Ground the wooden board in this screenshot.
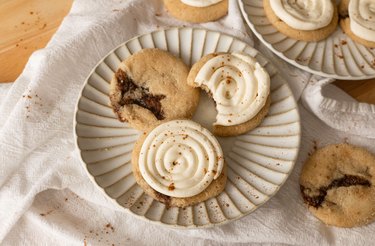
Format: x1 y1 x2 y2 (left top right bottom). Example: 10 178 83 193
0 0 72 82
0 0 374 104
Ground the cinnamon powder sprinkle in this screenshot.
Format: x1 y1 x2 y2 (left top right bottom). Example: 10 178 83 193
168 183 175 191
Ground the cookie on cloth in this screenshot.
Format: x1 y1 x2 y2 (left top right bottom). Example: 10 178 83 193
131 120 227 208
109 48 200 131
163 0 228 23
339 0 375 48
187 52 271 137
263 0 338 42
300 143 375 228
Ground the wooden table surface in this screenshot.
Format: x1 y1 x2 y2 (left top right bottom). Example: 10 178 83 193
1 0 374 104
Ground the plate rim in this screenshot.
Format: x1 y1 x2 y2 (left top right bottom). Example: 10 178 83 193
238 0 375 81
73 26 302 229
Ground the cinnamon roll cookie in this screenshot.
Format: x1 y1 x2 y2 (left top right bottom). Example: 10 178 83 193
132 120 226 208
109 49 200 131
339 0 375 48
263 0 338 42
187 52 271 137
163 0 228 23
300 144 375 228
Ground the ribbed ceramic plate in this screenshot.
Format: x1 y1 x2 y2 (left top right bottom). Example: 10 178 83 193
74 27 301 228
239 0 375 80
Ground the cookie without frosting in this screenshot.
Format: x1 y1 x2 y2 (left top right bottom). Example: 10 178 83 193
300 143 375 228
109 48 200 131
263 0 338 42
163 0 228 23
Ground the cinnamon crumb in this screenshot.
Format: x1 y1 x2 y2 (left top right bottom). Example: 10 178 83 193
312 140 318 151
168 183 175 191
105 223 114 232
40 210 53 216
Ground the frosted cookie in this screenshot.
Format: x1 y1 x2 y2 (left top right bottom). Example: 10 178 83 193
263 0 338 42
300 143 375 228
163 0 228 23
132 120 227 208
339 0 375 48
109 48 200 131
187 52 271 137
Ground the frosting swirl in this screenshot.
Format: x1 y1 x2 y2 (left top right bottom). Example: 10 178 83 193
139 120 224 198
181 0 223 7
349 0 375 42
193 53 270 126
270 0 334 30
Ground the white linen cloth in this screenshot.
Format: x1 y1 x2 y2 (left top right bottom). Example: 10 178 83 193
1 0 375 245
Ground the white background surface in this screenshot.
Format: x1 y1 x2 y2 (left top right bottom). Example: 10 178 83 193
1 0 375 245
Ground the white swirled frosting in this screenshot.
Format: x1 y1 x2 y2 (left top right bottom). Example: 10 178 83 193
270 0 334 30
193 53 270 126
139 120 224 198
349 0 375 42
181 0 223 7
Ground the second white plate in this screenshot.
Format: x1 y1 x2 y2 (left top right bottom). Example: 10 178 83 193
239 0 375 80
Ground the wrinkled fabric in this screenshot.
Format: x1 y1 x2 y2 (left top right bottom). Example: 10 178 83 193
1 0 375 245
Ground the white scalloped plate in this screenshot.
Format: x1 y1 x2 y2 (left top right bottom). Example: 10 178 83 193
74 27 301 228
239 0 375 80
